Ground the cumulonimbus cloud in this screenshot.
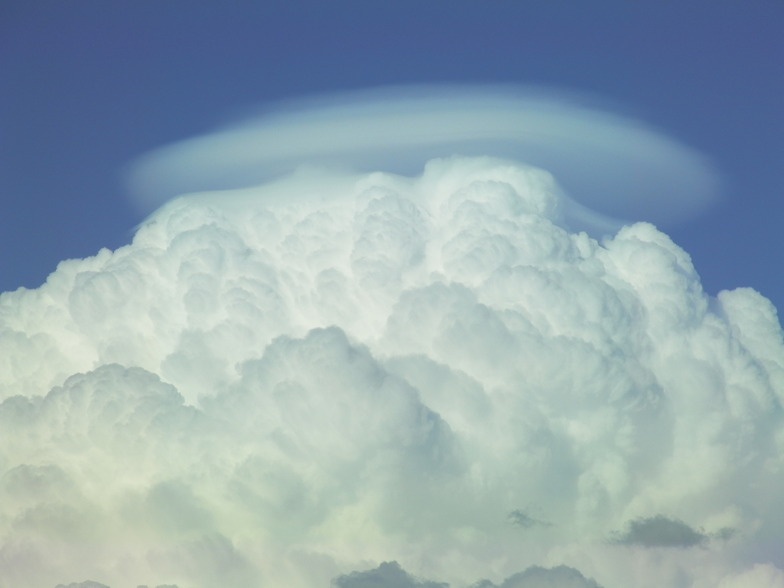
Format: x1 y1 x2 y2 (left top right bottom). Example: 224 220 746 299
125 84 723 233
1 129 781 585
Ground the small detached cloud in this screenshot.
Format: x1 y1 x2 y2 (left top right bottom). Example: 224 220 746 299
507 509 553 529
609 514 708 548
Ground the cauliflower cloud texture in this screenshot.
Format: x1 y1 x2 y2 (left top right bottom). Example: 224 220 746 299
0 157 782 588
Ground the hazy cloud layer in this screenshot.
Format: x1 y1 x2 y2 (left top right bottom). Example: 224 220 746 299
0 157 782 588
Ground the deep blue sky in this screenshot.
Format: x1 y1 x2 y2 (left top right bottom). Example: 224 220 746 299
1 1 783 312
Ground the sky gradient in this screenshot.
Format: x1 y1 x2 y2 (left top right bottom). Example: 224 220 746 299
1 0 783 311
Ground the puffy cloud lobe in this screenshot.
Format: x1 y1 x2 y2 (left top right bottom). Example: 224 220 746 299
0 157 782 588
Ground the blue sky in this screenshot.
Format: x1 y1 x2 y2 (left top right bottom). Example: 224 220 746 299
1 0 783 312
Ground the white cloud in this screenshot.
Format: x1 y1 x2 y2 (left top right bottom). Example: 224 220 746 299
0 156 781 588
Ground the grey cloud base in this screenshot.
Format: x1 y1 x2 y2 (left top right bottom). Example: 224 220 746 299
609 515 708 548
331 561 602 588
1 157 782 588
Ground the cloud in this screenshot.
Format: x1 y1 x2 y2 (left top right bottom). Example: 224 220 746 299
507 509 553 529
471 565 603 588
332 562 603 588
0 156 782 588
124 84 723 233
332 561 448 588
609 515 708 548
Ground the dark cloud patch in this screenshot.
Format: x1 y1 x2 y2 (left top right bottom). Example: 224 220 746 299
332 561 448 588
333 563 602 588
507 509 553 529
610 515 707 548
470 565 603 588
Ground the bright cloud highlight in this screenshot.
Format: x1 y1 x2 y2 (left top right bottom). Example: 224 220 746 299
1 154 781 588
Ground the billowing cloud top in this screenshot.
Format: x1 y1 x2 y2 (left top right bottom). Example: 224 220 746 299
0 156 781 588
125 85 723 232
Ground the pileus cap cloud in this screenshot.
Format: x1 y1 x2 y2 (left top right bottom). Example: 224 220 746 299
125 85 723 233
0 152 780 588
